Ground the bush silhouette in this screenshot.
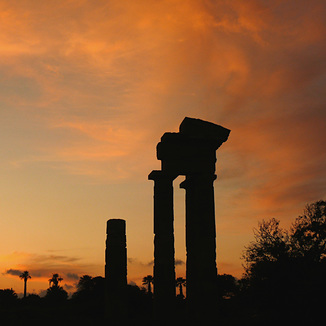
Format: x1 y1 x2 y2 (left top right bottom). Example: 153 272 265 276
45 285 68 303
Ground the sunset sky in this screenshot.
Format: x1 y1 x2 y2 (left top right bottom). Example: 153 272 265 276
0 0 325 296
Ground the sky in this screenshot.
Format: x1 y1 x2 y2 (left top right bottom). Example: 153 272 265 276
0 0 325 296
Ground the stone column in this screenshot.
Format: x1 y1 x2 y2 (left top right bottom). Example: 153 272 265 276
105 219 127 323
180 173 218 324
148 170 176 322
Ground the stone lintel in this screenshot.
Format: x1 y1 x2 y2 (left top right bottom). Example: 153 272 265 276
157 136 218 176
159 132 222 153
179 117 230 143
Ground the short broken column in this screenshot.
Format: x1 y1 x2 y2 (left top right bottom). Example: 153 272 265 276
105 219 127 323
148 170 176 322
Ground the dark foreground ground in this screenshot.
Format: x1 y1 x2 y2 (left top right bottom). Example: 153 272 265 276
1 294 321 326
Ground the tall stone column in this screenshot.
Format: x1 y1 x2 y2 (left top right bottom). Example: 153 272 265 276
180 173 218 324
105 219 127 323
148 170 176 323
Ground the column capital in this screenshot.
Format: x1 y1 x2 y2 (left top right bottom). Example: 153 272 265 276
180 173 217 189
148 170 177 181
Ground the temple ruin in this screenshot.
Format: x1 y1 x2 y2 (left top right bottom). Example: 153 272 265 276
149 117 230 323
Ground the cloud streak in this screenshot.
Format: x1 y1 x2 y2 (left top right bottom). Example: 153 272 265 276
4 269 22 276
1 251 97 286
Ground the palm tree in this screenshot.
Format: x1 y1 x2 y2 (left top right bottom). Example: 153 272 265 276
19 271 31 298
175 277 186 298
48 273 63 287
142 275 154 294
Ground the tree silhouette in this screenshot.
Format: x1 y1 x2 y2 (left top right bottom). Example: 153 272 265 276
77 275 93 292
0 288 18 306
175 277 186 298
19 271 31 298
73 275 95 301
45 285 68 302
290 200 326 262
216 274 237 299
242 200 326 323
242 218 289 275
45 273 67 303
142 275 154 294
243 200 326 278
48 273 63 287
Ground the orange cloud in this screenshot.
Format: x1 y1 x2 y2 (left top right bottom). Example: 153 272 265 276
0 0 324 197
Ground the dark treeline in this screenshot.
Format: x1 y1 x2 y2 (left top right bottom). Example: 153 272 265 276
0 276 153 325
1 200 325 325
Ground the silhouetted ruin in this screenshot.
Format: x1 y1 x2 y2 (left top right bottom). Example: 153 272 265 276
149 117 230 324
105 219 127 323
